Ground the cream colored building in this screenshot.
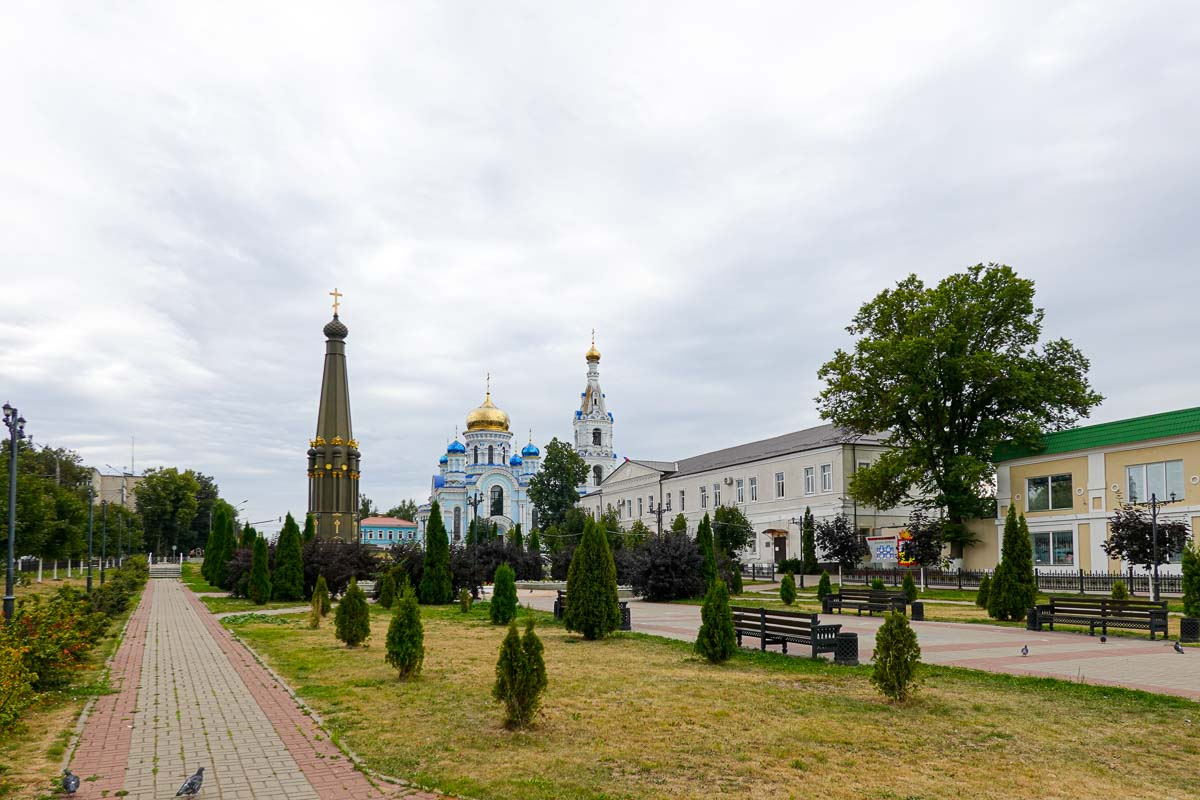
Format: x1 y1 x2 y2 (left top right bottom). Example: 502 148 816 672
581 424 919 564
91 468 142 510
979 406 1200 574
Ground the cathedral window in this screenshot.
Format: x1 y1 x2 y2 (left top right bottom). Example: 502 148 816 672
488 445 494 464
593 465 603 486
474 447 479 465
491 485 505 517
453 507 462 538
680 490 686 511
700 486 707 509
593 428 602 446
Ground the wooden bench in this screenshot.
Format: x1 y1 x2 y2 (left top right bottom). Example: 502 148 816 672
731 606 842 658
1032 596 1168 640
823 587 906 616
554 590 631 631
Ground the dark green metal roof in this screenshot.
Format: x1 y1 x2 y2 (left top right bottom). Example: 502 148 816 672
994 406 1200 462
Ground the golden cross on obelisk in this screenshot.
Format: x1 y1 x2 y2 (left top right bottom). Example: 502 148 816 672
333 516 342 535
330 287 343 315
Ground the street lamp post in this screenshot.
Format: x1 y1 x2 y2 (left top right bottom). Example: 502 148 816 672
1144 492 1180 603
100 501 108 585
648 497 670 538
3 403 27 623
467 491 483 596
86 484 94 593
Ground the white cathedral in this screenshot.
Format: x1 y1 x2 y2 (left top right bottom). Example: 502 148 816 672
415 338 617 542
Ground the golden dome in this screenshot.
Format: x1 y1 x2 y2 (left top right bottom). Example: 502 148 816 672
586 329 600 362
466 392 510 432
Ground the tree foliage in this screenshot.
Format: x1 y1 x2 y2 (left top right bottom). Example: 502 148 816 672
493 618 547 729
385 499 419 521
1181 542 1200 618
671 513 689 533
975 573 991 609
898 510 948 569
564 518 620 640
801 507 818 574
780 572 796 605
302 513 316 542
335 578 371 647
817 570 832 600
712 505 753 556
694 578 737 664
871 611 921 702
301 539 376 599
628 532 703 601
697 514 718 588
377 571 397 609
901 571 918 603
527 438 587 530
817 264 1102 557
134 467 201 556
272 512 305 602
385 579 423 679
490 563 518 625
247 536 272 605
814 514 868 567
988 506 1036 621
312 575 331 616
419 501 454 604
1101 503 1190 570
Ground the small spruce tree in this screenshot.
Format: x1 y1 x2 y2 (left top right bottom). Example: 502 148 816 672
272 512 305 602
1182 541 1200 618
490 563 518 625
313 574 331 616
385 579 423 679
988 506 1037 621
335 578 371 647
697 514 717 591
870 577 886 591
419 500 454 604
493 617 548 728
872 610 921 702
901 571 918 603
302 513 316 542
975 573 991 609
377 571 397 609
1110 579 1129 601
780 572 797 606
459 586 473 613
564 518 620 640
527 528 541 556
695 579 737 664
247 536 272 605
817 570 833 600
308 583 323 629
510 523 523 550
801 506 818 574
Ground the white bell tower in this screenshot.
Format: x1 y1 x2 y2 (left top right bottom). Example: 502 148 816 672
574 331 614 494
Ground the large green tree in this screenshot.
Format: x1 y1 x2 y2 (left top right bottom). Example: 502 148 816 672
817 264 1102 558
527 438 587 530
419 501 454 604
712 505 753 557
988 506 1036 621
247 535 272 605
272 512 305 601
186 472 219 554
801 507 818 574
385 499 420 521
134 467 201 556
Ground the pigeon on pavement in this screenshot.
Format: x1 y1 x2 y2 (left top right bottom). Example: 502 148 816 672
1020 645 1029 657
1175 641 1186 654
62 769 80 795
176 767 205 796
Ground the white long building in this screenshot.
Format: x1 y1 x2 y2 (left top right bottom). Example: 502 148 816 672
580 424 919 565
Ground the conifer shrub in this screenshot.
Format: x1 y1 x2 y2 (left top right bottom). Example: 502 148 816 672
975 574 991 609
695 579 737 664
490 563 518 625
308 591 322 629
313 574 331 616
1110 580 1129 601
272 512 305 602
564 518 620 640
817 570 832 600
385 579 423 679
871 610 921 702
377 572 397 609
419 501 454 604
493 617 548 729
1182 541 1200 618
901 571 918 603
247 536 272 605
459 587 473 613
988 506 1037 621
335 578 370 647
870 577 886 591
697 514 718 590
801 506 818 575
780 572 797 606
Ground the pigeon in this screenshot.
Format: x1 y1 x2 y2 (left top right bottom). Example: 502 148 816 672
1020 645 1029 657
62 769 80 795
176 767 205 796
1175 641 1186 654
1100 636 1107 643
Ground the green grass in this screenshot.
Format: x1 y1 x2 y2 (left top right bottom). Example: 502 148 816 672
180 562 221 594
229 600 1200 800
200 596 309 614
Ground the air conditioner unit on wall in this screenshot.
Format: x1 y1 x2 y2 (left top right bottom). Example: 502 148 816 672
723 477 733 485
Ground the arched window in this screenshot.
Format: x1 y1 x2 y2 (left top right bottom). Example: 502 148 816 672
593 465 603 486
488 445 494 464
490 485 504 517
453 507 461 539
473 446 479 465
531 507 539 531
592 428 602 446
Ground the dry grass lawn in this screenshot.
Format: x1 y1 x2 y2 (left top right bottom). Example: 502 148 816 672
230 604 1200 800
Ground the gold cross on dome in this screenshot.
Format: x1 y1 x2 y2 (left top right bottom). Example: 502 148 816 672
330 287 343 315
591 328 595 347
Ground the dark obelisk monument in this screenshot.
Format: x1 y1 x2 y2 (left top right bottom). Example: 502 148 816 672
307 288 361 541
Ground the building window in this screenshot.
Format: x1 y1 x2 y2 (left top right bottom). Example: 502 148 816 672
713 483 721 507
1027 474 1073 511
804 467 814 495
648 495 654 515
820 464 832 493
857 461 870 472
1031 530 1074 566
735 478 744 504
491 485 504 516
1126 460 1185 505
776 472 785 498
473 446 479 465
593 465 603 486
453 507 462 538
593 428 602 446
488 445 494 464
749 477 758 502
638 497 643 517
666 492 672 511
700 486 707 509
680 489 686 511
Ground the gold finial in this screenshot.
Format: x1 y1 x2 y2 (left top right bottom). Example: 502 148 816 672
486 371 491 399
591 328 595 347
330 287 343 315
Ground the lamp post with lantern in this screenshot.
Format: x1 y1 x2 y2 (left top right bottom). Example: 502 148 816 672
3 403 26 623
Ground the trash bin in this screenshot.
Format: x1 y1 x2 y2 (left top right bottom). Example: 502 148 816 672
1026 607 1040 631
834 632 859 666
910 601 924 622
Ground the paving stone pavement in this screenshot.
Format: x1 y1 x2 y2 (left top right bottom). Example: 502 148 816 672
71 580 440 799
524 591 1200 700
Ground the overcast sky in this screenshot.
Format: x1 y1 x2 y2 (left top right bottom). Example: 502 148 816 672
3 2 1197 534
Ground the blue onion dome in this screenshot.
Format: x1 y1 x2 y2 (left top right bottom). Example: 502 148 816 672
447 440 466 454
439 454 449 465
522 442 540 457
509 454 523 467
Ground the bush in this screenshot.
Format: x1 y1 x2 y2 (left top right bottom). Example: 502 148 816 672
975 574 991 608
302 539 378 600
901 572 918 603
697 514 718 589
777 558 803 576
493 617 547 729
550 542 576 581
490 563 518 625
564 518 620 640
272 513 305 602
247 537 272 605
1110 580 1129 601
225 548 253 598
419 501 454 604
780 572 796 606
1183 542 1200 618
0 643 35 730
2 588 109 692
870 577 886 591
988 507 1036 622
312 575 331 616
459 587 473 613
385 580 423 679
387 542 425 591
872 611 921 702
694 580 737 664
377 572 397 610
817 571 832 600
334 579 370 647
628 532 704 602
801 507 819 574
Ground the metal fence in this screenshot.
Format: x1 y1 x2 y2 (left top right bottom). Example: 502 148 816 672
741 563 777 581
842 567 1184 595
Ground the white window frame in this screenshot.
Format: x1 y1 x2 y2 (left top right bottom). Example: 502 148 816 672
1026 473 1073 512
713 483 721 507
804 466 815 495
1031 529 1075 567
775 471 785 498
735 478 744 504
700 485 707 509
638 497 643 517
1125 460 1185 505
749 476 758 502
820 463 833 493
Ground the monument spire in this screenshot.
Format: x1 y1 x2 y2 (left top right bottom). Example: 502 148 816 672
307 291 360 540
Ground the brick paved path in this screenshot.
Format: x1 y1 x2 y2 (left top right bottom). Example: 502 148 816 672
524 591 1200 700
71 580 440 799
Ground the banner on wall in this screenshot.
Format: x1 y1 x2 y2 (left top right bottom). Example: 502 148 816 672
867 535 898 563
